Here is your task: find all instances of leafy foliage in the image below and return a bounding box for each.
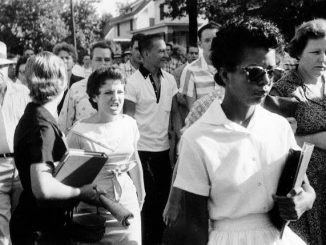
[0,0,111,58]
[164,0,326,42]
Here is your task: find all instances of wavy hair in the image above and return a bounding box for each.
[25,51,67,104]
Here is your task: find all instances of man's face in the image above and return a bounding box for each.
[91,48,113,71]
[131,41,142,64]
[58,50,74,72]
[83,55,91,67]
[187,46,199,63]
[143,39,168,69]
[199,28,218,57]
[223,48,276,107]
[166,45,172,58]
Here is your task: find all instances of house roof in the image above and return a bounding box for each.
[109,0,151,24]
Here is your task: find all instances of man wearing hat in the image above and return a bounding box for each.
[0,41,30,245]
[122,50,131,64]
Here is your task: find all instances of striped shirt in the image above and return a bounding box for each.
[179,56,224,101]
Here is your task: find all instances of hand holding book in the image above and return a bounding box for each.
[269,142,315,238]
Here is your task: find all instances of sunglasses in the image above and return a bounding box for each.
[241,65,277,83]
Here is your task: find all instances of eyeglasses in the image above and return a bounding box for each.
[240,65,277,84]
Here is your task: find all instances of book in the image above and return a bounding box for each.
[53,149,108,187]
[269,142,314,238]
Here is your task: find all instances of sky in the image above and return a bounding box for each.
[94,0,135,17]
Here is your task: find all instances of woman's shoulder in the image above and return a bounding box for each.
[273,70,302,96]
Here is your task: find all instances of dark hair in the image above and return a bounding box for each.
[198,22,221,41]
[187,45,199,53]
[166,43,173,50]
[87,66,123,110]
[139,34,164,54]
[288,18,326,59]
[15,55,29,77]
[210,17,284,86]
[90,41,114,60]
[52,42,77,62]
[131,33,145,47]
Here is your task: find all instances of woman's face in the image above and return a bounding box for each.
[298,37,326,78]
[93,79,124,116]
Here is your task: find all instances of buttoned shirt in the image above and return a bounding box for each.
[125,66,178,151]
[179,56,224,101]
[0,81,30,155]
[58,78,96,134]
[174,100,299,220]
[120,60,137,80]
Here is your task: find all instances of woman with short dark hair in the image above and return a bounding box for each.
[66,66,145,245]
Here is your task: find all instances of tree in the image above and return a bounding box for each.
[61,0,112,63]
[164,0,326,42]
[0,0,68,54]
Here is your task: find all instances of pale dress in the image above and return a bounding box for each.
[67,114,141,245]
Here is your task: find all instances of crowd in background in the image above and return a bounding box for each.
[0,15,325,245]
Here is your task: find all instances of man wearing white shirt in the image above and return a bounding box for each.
[124,34,181,245]
[0,41,30,245]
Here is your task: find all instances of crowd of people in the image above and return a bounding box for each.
[0,15,325,245]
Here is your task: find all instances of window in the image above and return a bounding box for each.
[160,4,164,20]
[130,20,133,31]
[117,23,120,37]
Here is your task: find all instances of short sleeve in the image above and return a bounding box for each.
[174,135,210,196]
[125,78,138,103]
[28,124,57,164]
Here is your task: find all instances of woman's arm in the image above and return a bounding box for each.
[165,188,208,245]
[128,151,145,209]
[296,132,326,150]
[30,162,104,205]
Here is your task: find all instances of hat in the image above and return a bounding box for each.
[0,42,16,66]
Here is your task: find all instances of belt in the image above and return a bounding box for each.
[0,153,14,158]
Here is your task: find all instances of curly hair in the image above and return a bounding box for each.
[87,66,124,110]
[25,51,67,104]
[210,17,284,86]
[287,18,326,59]
[52,42,77,62]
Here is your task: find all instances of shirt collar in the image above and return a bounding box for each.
[139,65,164,79]
[199,99,262,132]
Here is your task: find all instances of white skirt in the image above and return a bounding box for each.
[208,214,305,245]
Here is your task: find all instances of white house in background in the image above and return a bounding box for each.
[103,0,207,50]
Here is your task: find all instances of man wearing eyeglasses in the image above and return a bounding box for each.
[163,18,315,245]
[58,41,113,134]
[0,41,30,245]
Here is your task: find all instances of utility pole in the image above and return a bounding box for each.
[187,0,198,46]
[71,0,78,60]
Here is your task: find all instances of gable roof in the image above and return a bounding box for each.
[109,0,152,24]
